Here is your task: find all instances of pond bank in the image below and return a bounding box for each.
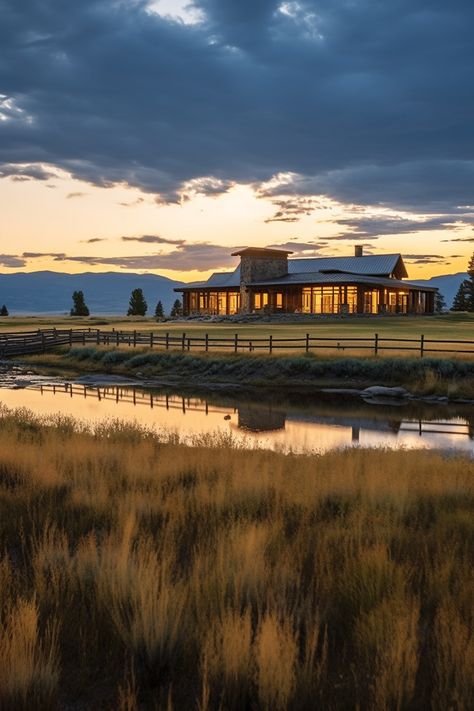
[10,345,474,403]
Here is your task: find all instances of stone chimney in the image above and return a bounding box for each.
[232,247,292,312]
[354,245,363,258]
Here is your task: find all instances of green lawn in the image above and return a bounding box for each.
[1,312,474,341]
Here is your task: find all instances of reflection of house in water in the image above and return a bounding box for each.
[21,382,474,447]
[237,404,286,432]
[234,403,404,438]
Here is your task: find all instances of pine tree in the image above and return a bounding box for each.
[466,252,474,311]
[170,298,182,318]
[451,280,471,311]
[127,288,148,316]
[154,300,164,319]
[434,291,446,313]
[70,290,90,316]
[0,304,9,316]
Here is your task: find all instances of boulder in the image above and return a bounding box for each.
[361,386,410,399]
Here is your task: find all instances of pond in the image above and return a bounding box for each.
[1,372,473,454]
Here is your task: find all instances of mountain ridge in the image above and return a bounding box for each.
[411,272,468,308]
[0,271,185,315]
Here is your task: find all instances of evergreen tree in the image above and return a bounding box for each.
[127,288,148,316]
[451,280,471,311]
[70,290,90,316]
[0,304,9,316]
[434,291,446,313]
[466,252,474,311]
[154,300,164,319]
[170,298,182,318]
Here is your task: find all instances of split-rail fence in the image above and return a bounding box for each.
[1,327,474,358]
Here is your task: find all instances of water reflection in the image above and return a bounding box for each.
[0,381,473,454]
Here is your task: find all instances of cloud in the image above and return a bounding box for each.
[22,252,67,259]
[0,163,56,182]
[441,231,474,243]
[0,0,473,209]
[80,238,107,244]
[268,240,329,253]
[15,242,245,271]
[0,254,26,268]
[264,197,321,222]
[332,215,474,239]
[121,235,185,245]
[403,254,451,265]
[118,197,145,207]
[66,191,87,199]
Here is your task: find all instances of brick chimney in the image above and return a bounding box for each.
[354,245,363,258]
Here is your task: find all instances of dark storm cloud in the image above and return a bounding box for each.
[0,0,473,209]
[121,235,185,245]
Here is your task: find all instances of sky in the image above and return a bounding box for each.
[1,0,473,282]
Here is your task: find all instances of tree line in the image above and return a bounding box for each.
[69,289,182,318]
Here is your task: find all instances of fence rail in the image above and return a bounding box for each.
[1,327,474,358]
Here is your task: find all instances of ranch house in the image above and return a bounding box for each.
[175,246,437,316]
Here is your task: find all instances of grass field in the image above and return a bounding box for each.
[1,312,474,343]
[0,408,473,709]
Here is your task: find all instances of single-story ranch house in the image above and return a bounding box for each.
[175,246,437,316]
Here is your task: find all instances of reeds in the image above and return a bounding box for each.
[0,407,473,708]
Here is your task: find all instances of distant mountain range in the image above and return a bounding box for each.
[0,271,185,315]
[0,270,469,315]
[412,272,468,308]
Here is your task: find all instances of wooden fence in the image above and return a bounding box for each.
[1,327,474,358]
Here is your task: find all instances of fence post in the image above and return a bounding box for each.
[96,329,100,345]
[420,334,424,358]
[69,329,72,347]
[166,332,169,350]
[82,331,86,345]
[306,333,310,352]
[187,338,191,351]
[374,332,379,356]
[205,333,209,352]
[269,334,273,354]
[234,333,238,354]
[249,340,253,352]
[116,331,119,346]
[150,332,154,348]
[182,332,186,351]
[133,330,137,347]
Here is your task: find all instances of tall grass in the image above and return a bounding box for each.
[0,406,473,708]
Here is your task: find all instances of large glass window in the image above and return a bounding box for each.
[228,292,240,314]
[254,293,269,310]
[364,290,379,314]
[346,287,357,313]
[302,288,311,313]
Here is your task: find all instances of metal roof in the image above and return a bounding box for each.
[251,272,437,291]
[288,254,407,277]
[177,267,240,291]
[175,253,422,292]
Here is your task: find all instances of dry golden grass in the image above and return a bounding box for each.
[0,406,473,708]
